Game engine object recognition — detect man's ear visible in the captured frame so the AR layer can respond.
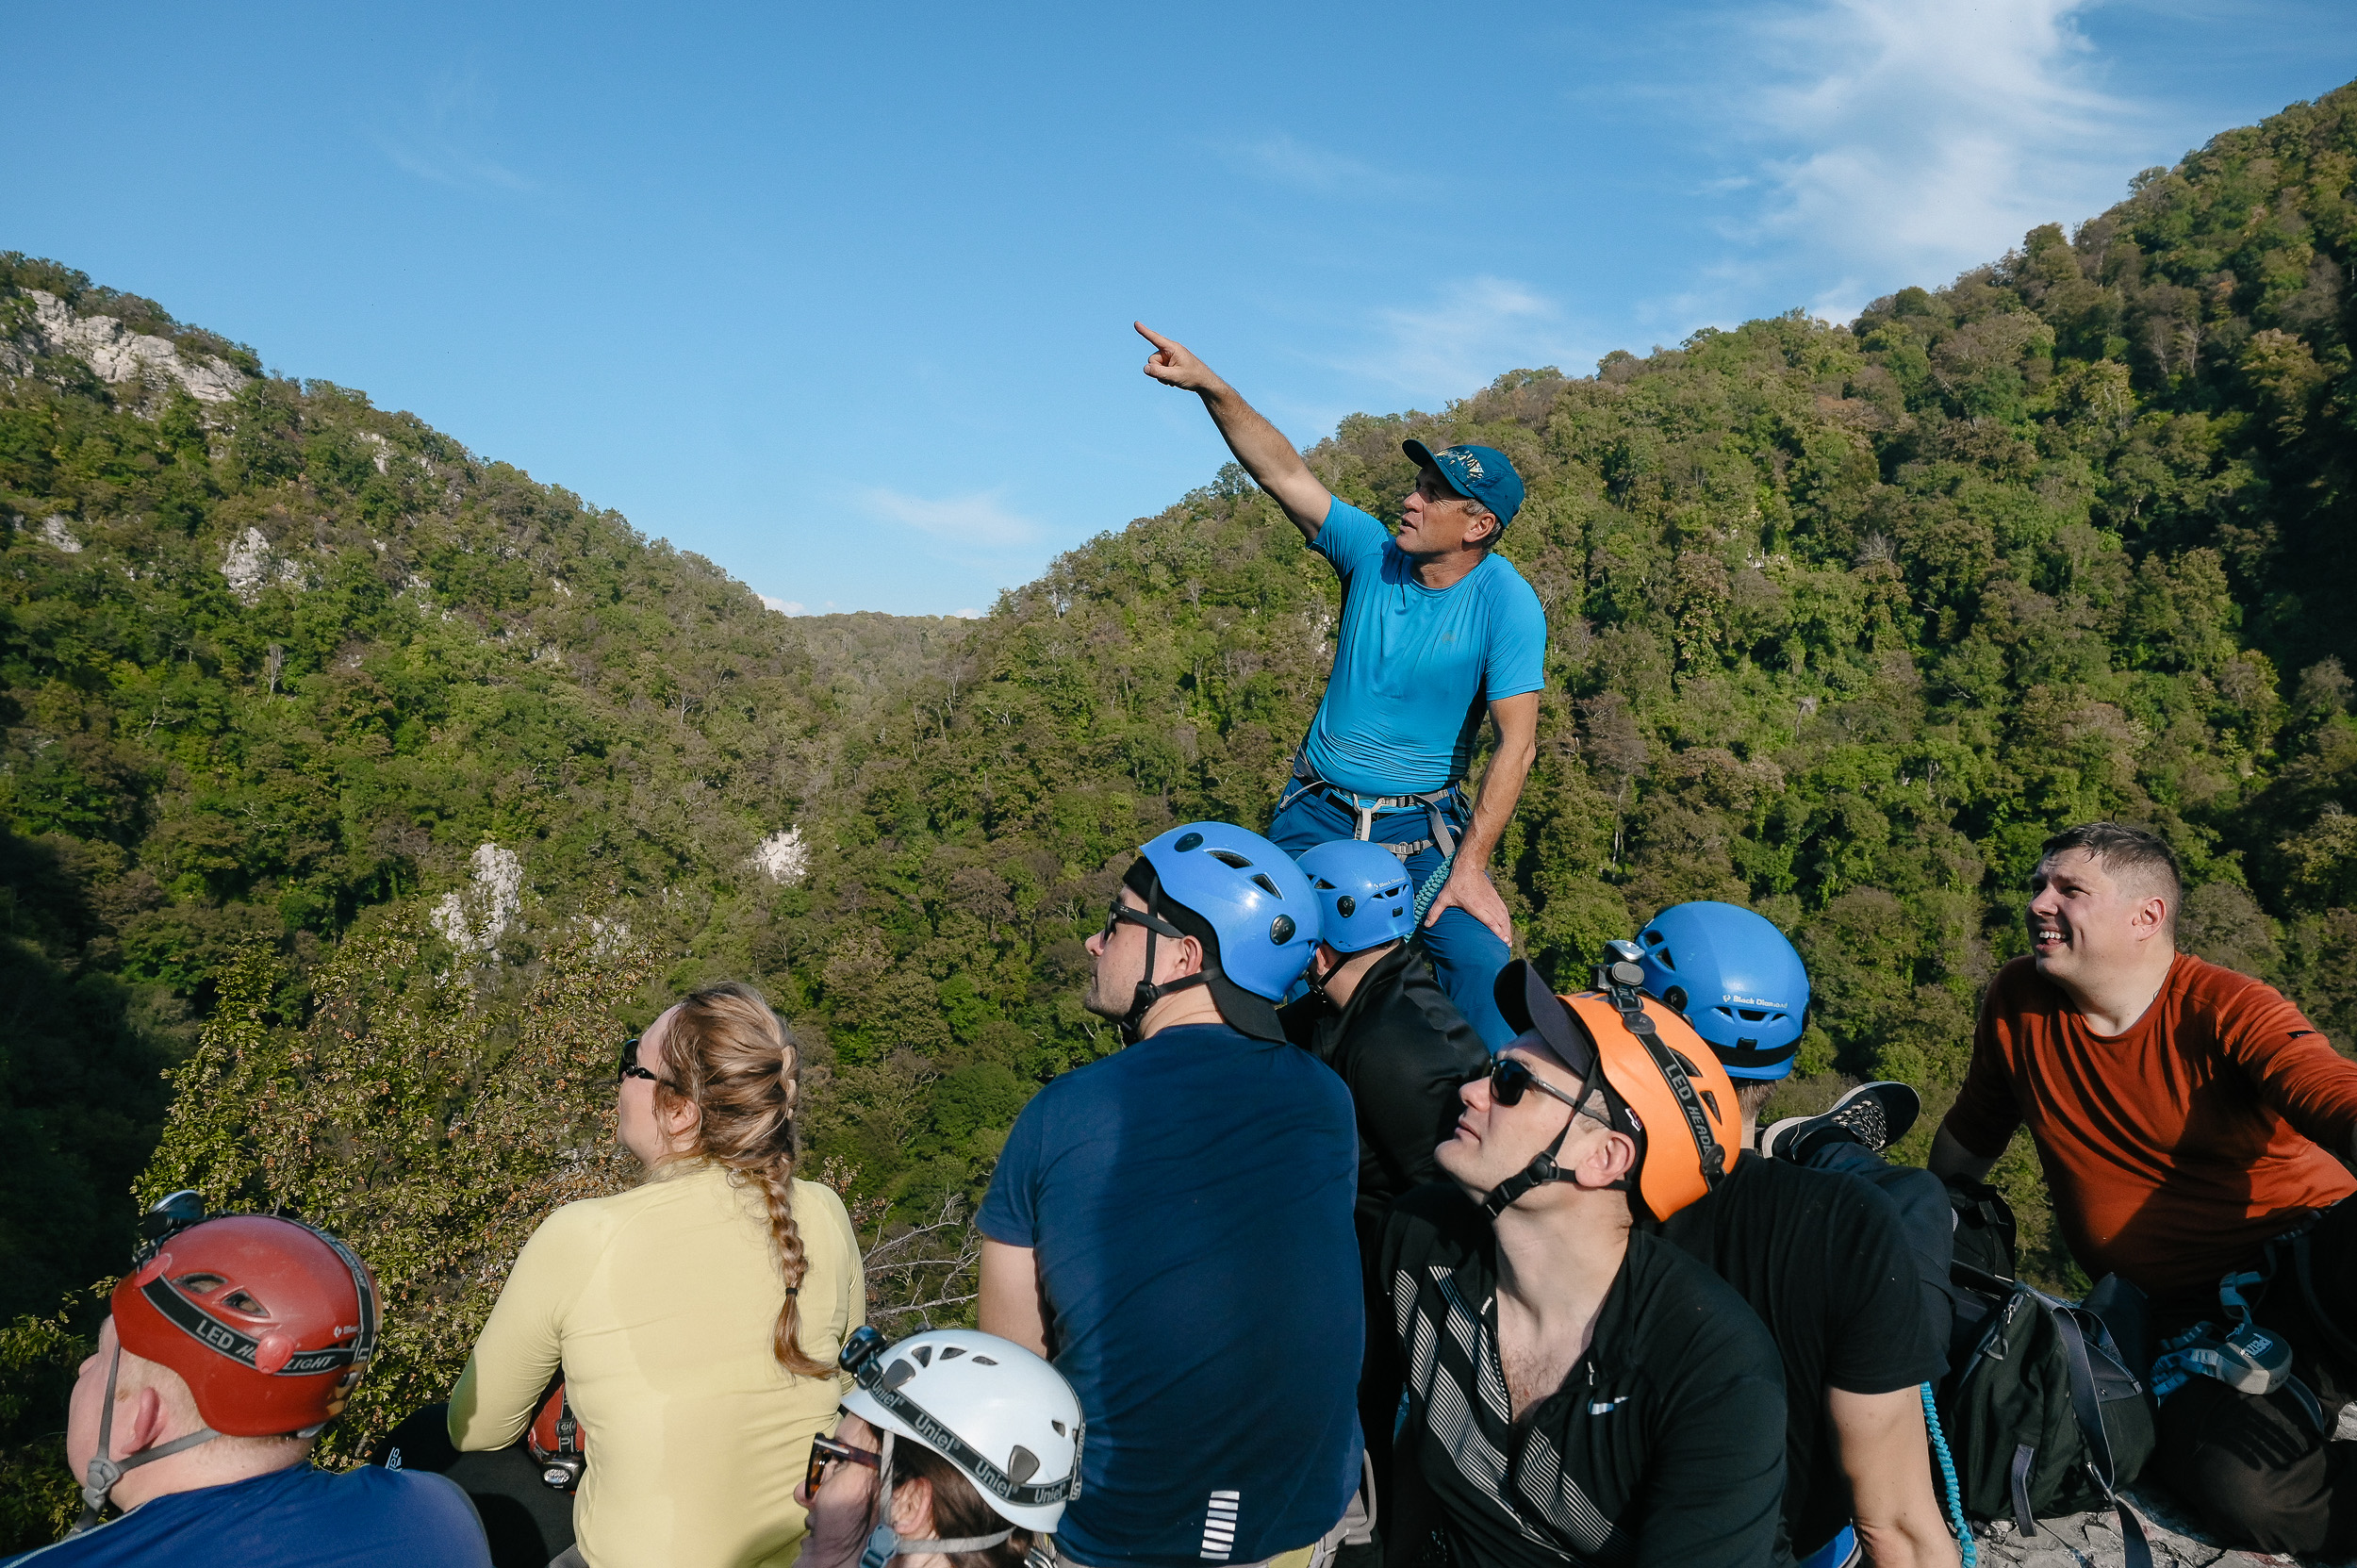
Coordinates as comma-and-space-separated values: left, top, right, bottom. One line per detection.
1578, 1129, 1639, 1190
124, 1383, 170, 1457
1156, 933, 1207, 982
2133, 895, 2170, 940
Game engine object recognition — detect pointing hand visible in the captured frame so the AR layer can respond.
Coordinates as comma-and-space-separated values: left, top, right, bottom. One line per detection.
1136, 322, 1223, 394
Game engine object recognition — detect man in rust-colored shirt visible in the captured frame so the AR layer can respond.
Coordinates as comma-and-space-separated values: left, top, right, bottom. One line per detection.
1932, 821, 2357, 1558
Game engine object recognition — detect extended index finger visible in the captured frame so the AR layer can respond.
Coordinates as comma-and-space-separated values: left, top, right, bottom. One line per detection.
1133, 322, 1180, 355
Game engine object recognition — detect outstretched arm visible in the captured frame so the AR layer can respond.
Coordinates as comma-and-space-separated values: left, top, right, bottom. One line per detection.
1423, 691, 1540, 945
1136, 322, 1333, 539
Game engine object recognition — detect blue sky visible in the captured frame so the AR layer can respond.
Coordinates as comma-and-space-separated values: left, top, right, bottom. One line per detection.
8, 2, 2354, 617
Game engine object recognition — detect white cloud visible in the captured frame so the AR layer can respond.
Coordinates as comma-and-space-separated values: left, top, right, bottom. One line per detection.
1219, 134, 1420, 196
1738, 0, 2144, 311
951, 607, 984, 619
377, 63, 535, 192
1343, 277, 1588, 404
759, 594, 805, 615
856, 487, 1041, 549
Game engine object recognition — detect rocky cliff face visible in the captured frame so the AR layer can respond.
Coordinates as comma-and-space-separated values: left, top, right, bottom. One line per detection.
1, 288, 251, 404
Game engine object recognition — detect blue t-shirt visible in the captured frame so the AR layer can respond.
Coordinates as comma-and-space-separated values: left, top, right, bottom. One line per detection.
1302, 497, 1548, 795
979, 1023, 1363, 1568
2, 1463, 489, 1566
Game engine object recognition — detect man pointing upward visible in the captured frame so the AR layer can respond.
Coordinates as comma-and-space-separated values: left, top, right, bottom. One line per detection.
1139, 323, 1543, 1048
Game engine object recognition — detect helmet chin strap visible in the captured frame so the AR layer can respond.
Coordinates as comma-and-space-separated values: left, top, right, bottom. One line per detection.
1481, 1119, 1631, 1218
1117, 909, 1211, 1046
71, 1348, 219, 1535
858, 1432, 1018, 1566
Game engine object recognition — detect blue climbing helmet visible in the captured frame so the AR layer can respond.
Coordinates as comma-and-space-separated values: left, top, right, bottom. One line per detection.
1633, 900, 1810, 1081
1297, 840, 1417, 955
1127, 822, 1320, 1042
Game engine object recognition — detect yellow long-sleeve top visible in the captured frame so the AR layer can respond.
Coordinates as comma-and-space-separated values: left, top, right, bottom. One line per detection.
449, 1161, 865, 1568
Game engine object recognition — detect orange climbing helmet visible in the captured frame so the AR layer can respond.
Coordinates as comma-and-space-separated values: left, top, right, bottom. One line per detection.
1492, 949, 1740, 1222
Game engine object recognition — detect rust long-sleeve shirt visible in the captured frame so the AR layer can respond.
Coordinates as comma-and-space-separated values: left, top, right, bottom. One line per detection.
1944, 952, 2357, 1305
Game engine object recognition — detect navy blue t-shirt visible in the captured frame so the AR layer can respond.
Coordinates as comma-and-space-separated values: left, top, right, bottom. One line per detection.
1, 1462, 489, 1566
980, 1023, 1364, 1568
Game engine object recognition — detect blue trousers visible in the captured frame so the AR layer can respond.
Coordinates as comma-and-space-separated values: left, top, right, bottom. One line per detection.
1267, 784, 1515, 1050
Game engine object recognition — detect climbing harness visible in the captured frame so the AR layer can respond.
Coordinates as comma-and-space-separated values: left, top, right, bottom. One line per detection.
1282, 755, 1462, 863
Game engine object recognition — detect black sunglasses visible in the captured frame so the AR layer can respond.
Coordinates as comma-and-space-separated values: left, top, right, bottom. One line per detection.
1097, 897, 1185, 943
1479, 1055, 1613, 1129
805, 1431, 882, 1494
618, 1036, 659, 1085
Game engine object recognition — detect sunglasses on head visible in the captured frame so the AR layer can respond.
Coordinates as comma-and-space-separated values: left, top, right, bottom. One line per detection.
805, 1430, 882, 1494
618, 1036, 659, 1085
1478, 1053, 1614, 1129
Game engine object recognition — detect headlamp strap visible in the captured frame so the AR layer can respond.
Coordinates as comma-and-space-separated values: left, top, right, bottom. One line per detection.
1600, 975, 1727, 1190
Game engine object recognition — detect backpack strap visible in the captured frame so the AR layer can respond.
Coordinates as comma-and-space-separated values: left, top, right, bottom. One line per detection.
2052, 1305, 2153, 1568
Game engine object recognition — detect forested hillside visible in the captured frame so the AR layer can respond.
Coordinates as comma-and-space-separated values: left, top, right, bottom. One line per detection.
4, 75, 2356, 1543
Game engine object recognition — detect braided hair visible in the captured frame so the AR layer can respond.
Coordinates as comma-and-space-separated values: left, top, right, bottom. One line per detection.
651, 982, 832, 1377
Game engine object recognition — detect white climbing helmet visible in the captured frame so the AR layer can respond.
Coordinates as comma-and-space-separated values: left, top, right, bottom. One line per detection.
842, 1327, 1084, 1534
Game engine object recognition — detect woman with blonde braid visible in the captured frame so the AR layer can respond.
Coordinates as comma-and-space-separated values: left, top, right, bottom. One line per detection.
450, 982, 865, 1568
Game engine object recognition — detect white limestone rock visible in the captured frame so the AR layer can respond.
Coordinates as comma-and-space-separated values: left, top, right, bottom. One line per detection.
219, 527, 304, 604
750, 827, 812, 885
37, 515, 81, 553
432, 843, 526, 953
23, 290, 250, 404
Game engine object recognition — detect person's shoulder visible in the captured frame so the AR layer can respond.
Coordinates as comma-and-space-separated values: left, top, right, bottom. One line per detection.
1622, 1230, 1781, 1367
792, 1175, 858, 1236
324, 1466, 489, 1551
2172, 950, 2284, 1011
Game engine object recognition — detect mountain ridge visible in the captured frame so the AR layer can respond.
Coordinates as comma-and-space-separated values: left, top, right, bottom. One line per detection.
4, 76, 2357, 1543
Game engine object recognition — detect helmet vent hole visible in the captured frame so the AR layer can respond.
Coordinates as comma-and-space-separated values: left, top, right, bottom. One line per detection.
1208, 850, 1253, 868
1174, 832, 1204, 852
882, 1358, 919, 1389
939, 1345, 965, 1360
1737, 1008, 1768, 1021
1312, 878, 1336, 890
219, 1289, 266, 1315
971, 1355, 997, 1365
1336, 896, 1357, 918
1250, 872, 1280, 897
1051, 1420, 1066, 1436
1652, 944, 1674, 969
173, 1273, 228, 1295
1008, 1445, 1041, 1484
911, 1346, 933, 1367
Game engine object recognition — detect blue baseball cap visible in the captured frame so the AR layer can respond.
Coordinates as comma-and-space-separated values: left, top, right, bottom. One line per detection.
1403, 440, 1525, 531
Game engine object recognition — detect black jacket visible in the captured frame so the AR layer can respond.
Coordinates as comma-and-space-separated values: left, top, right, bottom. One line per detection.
1280, 942, 1492, 1239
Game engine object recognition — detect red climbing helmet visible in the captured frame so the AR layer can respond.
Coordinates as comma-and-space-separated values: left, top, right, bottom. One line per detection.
111, 1212, 380, 1437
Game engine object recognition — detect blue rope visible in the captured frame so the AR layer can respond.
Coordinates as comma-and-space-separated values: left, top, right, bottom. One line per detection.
1411, 852, 1455, 923
1922, 1381, 1975, 1568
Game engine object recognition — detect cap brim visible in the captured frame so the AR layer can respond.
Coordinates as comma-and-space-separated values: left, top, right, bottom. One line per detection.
1493, 961, 1597, 1080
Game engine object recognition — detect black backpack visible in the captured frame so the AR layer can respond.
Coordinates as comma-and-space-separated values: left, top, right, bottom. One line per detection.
1937, 1180, 2158, 1568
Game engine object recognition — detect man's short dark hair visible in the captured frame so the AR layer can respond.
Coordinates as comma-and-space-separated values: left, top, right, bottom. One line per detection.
2038, 821, 2183, 917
